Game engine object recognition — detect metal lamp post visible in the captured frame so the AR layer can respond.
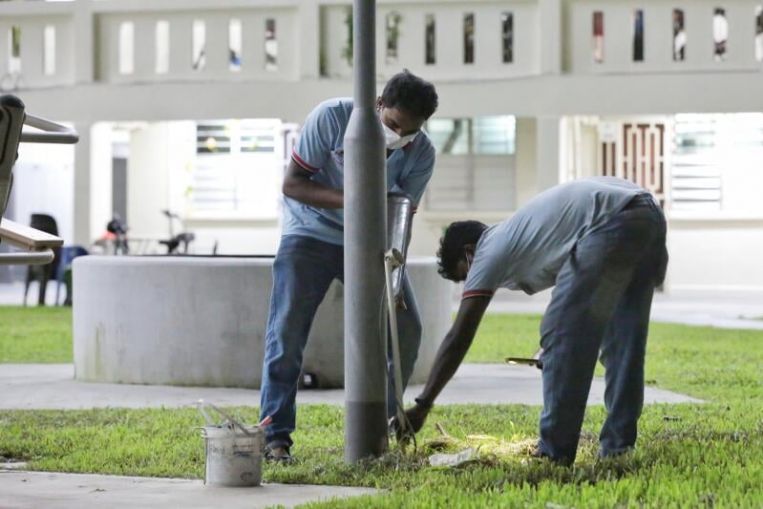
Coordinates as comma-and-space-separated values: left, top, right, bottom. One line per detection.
343, 0, 388, 462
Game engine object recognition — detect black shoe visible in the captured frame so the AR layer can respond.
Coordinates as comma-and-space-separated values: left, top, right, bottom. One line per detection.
528, 442, 572, 465
265, 445, 293, 463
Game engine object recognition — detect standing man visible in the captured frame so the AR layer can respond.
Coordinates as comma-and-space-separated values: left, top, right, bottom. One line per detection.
260, 70, 439, 461
399, 177, 668, 465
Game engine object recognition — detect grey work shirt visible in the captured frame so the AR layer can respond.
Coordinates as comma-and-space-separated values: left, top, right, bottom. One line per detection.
463, 177, 649, 298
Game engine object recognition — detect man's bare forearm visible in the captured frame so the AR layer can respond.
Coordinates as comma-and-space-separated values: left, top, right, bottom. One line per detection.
415, 296, 491, 407
283, 177, 344, 209
416, 331, 473, 407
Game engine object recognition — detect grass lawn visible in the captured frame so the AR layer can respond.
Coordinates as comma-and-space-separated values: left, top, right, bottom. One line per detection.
1, 306, 762, 507
0, 306, 72, 363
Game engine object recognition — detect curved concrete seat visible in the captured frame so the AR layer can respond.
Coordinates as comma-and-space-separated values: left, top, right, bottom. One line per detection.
72, 255, 450, 388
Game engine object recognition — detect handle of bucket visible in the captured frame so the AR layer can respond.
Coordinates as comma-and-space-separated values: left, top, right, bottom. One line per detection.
197, 399, 254, 436
197, 401, 216, 426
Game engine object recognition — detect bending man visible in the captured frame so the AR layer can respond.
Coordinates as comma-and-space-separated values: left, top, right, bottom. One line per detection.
401, 177, 668, 465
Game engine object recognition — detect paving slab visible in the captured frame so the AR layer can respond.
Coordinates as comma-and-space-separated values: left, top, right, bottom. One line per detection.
0, 363, 701, 411
484, 289, 763, 330
0, 470, 377, 509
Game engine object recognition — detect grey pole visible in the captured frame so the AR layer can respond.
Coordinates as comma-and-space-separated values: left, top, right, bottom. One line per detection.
343, 0, 388, 462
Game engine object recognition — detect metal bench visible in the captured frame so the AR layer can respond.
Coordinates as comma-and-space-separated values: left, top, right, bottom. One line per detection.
0, 94, 78, 266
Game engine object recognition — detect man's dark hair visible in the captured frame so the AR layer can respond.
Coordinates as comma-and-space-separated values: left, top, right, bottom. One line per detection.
381, 70, 438, 120
437, 220, 488, 282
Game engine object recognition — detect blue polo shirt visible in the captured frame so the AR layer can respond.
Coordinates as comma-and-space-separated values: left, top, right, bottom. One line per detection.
463, 177, 649, 298
283, 98, 435, 245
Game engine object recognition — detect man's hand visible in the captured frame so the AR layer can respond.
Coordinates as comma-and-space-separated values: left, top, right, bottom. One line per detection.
404, 402, 431, 433
533, 347, 544, 371
390, 402, 431, 442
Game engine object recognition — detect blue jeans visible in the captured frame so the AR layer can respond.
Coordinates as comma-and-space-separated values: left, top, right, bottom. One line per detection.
538, 195, 668, 464
259, 235, 422, 448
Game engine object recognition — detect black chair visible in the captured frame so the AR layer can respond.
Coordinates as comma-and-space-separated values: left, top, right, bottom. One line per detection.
23, 213, 60, 306
55, 245, 88, 306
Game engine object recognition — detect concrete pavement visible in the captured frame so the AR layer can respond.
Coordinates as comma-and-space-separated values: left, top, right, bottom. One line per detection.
0, 471, 377, 509
0, 363, 701, 411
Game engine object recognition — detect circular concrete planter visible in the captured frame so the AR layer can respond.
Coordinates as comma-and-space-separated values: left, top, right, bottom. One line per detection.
72, 255, 450, 388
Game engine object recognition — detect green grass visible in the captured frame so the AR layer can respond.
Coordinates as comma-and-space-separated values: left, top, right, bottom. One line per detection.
467, 315, 763, 402
1, 307, 762, 507
1, 404, 760, 508
0, 306, 72, 363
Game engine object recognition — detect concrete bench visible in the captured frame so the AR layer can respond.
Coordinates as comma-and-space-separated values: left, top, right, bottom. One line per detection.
72, 255, 450, 388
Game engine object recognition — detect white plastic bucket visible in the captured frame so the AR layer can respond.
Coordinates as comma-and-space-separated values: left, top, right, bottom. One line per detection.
198, 402, 265, 487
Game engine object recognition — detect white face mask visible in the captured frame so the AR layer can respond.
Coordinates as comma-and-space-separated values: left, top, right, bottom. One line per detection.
382, 121, 418, 150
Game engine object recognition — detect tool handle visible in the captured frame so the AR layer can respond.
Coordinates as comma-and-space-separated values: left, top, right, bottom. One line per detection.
505, 357, 542, 368
197, 399, 254, 436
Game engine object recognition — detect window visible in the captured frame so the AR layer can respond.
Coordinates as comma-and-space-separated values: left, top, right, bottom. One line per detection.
8, 27, 21, 74
673, 9, 686, 61
386, 12, 402, 65
43, 25, 56, 76
671, 114, 763, 210
633, 9, 644, 62
192, 119, 281, 216
192, 20, 206, 71
755, 5, 763, 62
342, 7, 353, 66
155, 21, 170, 74
502, 12, 514, 64
713, 8, 728, 61
197, 123, 231, 154
425, 14, 436, 65
427, 116, 516, 155
229, 19, 242, 71
240, 121, 276, 153
428, 119, 469, 155
196, 121, 277, 156
424, 116, 517, 211
464, 13, 475, 64
593, 11, 604, 63
672, 116, 721, 210
265, 19, 278, 71
474, 116, 516, 154
118, 22, 134, 75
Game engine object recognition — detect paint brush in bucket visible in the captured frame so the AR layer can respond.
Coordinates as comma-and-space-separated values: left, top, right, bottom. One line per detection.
197, 400, 266, 487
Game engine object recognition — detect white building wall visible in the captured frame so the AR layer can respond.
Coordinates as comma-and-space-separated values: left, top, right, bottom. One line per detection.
515, 117, 538, 207
12, 142, 75, 243
667, 132, 763, 292
668, 219, 763, 292
69, 123, 113, 246
89, 123, 113, 244
3, 0, 763, 293
124, 121, 284, 255
127, 123, 171, 240
566, 0, 762, 74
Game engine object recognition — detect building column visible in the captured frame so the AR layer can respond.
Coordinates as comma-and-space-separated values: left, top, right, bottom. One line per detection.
127, 123, 172, 239
72, 122, 112, 246
536, 116, 562, 192
539, 0, 562, 75
73, 0, 95, 85
298, 0, 321, 79
72, 122, 92, 246
515, 117, 537, 207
